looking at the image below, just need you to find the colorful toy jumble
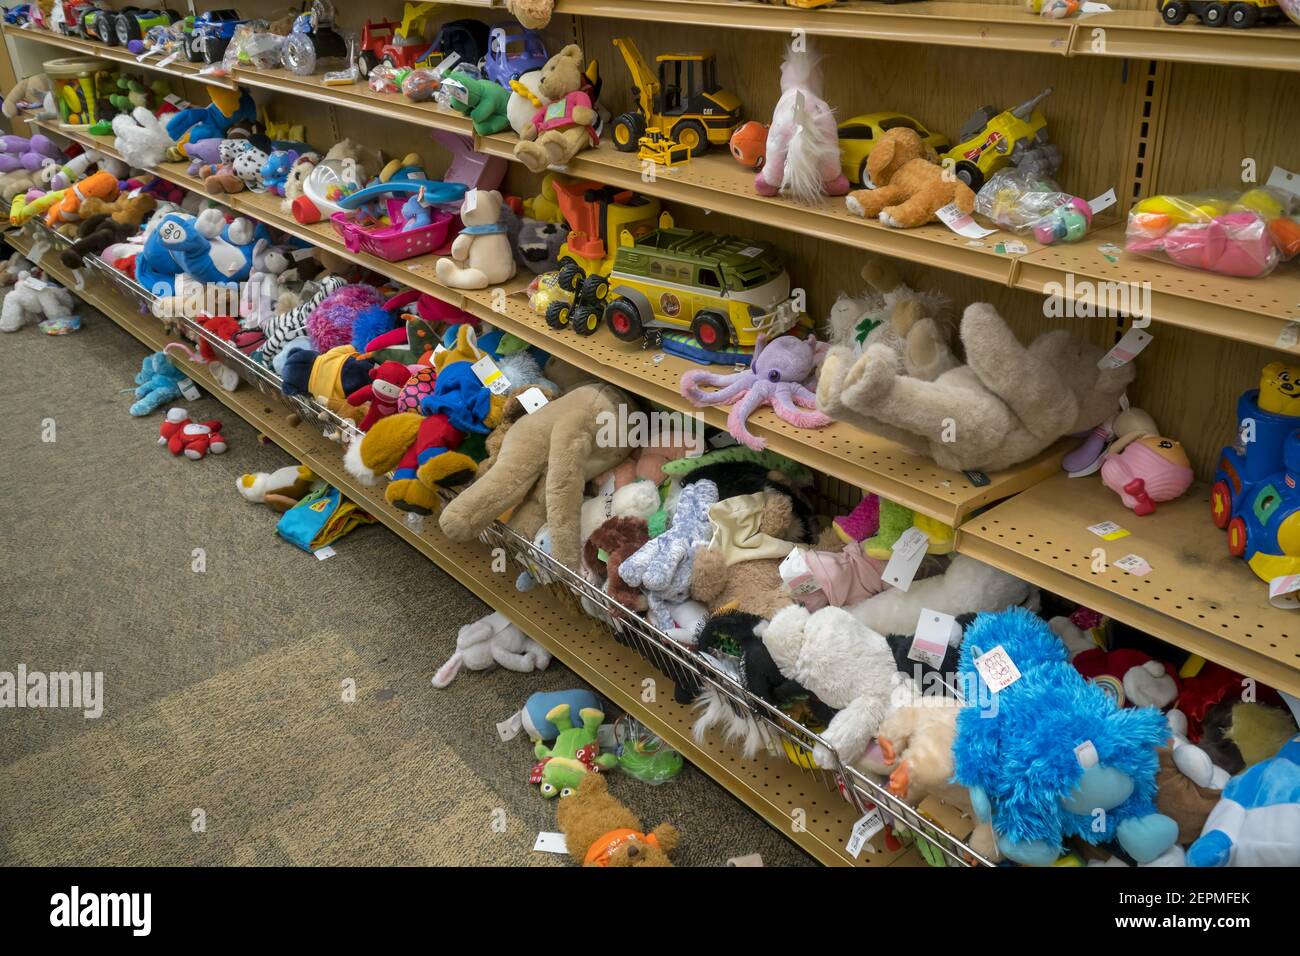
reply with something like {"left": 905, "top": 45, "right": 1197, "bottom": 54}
{"left": 2, "top": 0, "right": 1298, "bottom": 882}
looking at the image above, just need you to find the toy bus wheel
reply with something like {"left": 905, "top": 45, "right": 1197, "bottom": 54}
{"left": 1227, "top": 2, "right": 1258, "bottom": 25}
{"left": 556, "top": 259, "right": 585, "bottom": 293}
{"left": 545, "top": 301, "right": 571, "bottom": 330}
{"left": 611, "top": 112, "right": 645, "bottom": 153}
{"left": 954, "top": 160, "right": 984, "bottom": 191}
{"left": 579, "top": 273, "right": 609, "bottom": 304}
{"left": 691, "top": 311, "right": 730, "bottom": 351}
{"left": 1161, "top": 0, "right": 1190, "bottom": 22}
{"left": 605, "top": 299, "right": 644, "bottom": 342}
{"left": 573, "top": 303, "right": 602, "bottom": 336}
{"left": 358, "top": 51, "right": 379, "bottom": 76}
{"left": 1210, "top": 480, "right": 1233, "bottom": 530}
{"left": 1227, "top": 516, "right": 1248, "bottom": 557}
{"left": 1201, "top": 2, "right": 1228, "bottom": 24}
{"left": 675, "top": 120, "right": 709, "bottom": 157}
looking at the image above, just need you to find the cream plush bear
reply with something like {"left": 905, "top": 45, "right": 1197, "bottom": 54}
{"left": 435, "top": 189, "right": 516, "bottom": 290}
{"left": 817, "top": 300, "right": 1135, "bottom": 473}
{"left": 0, "top": 272, "right": 75, "bottom": 332}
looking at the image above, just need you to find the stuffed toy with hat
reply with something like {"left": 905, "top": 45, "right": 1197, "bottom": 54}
{"left": 556, "top": 772, "right": 678, "bottom": 867}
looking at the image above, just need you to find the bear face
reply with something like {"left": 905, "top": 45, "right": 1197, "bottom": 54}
{"left": 459, "top": 189, "right": 503, "bottom": 229}
{"left": 535, "top": 44, "right": 586, "bottom": 103}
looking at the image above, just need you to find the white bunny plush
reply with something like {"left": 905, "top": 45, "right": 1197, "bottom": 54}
{"left": 431, "top": 612, "right": 551, "bottom": 688}
{"left": 112, "top": 107, "right": 175, "bottom": 169}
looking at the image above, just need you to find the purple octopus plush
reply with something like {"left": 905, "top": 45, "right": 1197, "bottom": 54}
{"left": 679, "top": 334, "right": 832, "bottom": 450}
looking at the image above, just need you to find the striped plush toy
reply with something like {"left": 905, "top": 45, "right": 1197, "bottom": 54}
{"left": 255, "top": 275, "right": 346, "bottom": 365}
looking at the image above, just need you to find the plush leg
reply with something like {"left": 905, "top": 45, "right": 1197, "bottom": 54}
{"left": 845, "top": 183, "right": 906, "bottom": 220}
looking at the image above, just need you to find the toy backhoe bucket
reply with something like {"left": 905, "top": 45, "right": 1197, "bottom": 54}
{"left": 1010, "top": 87, "right": 1053, "bottom": 121}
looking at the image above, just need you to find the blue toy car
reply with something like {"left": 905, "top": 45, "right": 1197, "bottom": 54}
{"left": 483, "top": 25, "right": 547, "bottom": 88}
{"left": 186, "top": 9, "right": 242, "bottom": 65}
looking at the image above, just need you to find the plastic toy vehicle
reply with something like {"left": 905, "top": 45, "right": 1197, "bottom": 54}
{"left": 603, "top": 223, "right": 800, "bottom": 351}
{"left": 185, "top": 9, "right": 241, "bottom": 64}
{"left": 838, "top": 112, "right": 949, "bottom": 187}
{"left": 551, "top": 178, "right": 661, "bottom": 289}
{"left": 609, "top": 37, "right": 742, "bottom": 157}
{"left": 56, "top": 0, "right": 95, "bottom": 34}
{"left": 639, "top": 127, "right": 691, "bottom": 167}
{"left": 113, "top": 7, "right": 177, "bottom": 47}
{"left": 942, "top": 88, "right": 1055, "bottom": 191}
{"left": 1158, "top": 0, "right": 1288, "bottom": 25}
{"left": 1212, "top": 363, "right": 1300, "bottom": 583}
{"left": 483, "top": 25, "right": 547, "bottom": 88}
{"left": 356, "top": 2, "right": 439, "bottom": 76}
{"left": 532, "top": 270, "right": 610, "bottom": 336}
{"left": 281, "top": 1, "right": 349, "bottom": 76}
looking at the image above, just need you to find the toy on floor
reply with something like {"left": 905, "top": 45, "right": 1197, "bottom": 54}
{"left": 680, "top": 335, "right": 831, "bottom": 451}
{"left": 556, "top": 772, "right": 679, "bottom": 866}
{"left": 128, "top": 351, "right": 187, "bottom": 416}
{"left": 754, "top": 40, "right": 848, "bottom": 205}
{"left": 275, "top": 484, "right": 376, "bottom": 553}
{"left": 521, "top": 689, "right": 603, "bottom": 741}
{"left": 431, "top": 611, "right": 552, "bottom": 687}
{"left": 237, "top": 464, "right": 318, "bottom": 512}
{"left": 1187, "top": 735, "right": 1300, "bottom": 867}
{"left": 846, "top": 126, "right": 976, "bottom": 228}
{"left": 529, "top": 703, "right": 618, "bottom": 799}
{"left": 159, "top": 407, "right": 228, "bottom": 460}
{"left": 0, "top": 273, "right": 76, "bottom": 333}
{"left": 953, "top": 607, "right": 1177, "bottom": 866}
{"left": 513, "top": 44, "right": 599, "bottom": 174}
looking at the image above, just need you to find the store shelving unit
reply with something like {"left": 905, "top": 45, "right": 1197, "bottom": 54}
{"left": 6, "top": 21, "right": 237, "bottom": 87}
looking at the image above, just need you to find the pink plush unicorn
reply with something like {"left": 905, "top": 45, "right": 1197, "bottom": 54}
{"left": 753, "top": 41, "right": 850, "bottom": 205}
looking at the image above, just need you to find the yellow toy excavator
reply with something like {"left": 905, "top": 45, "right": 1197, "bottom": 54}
{"left": 609, "top": 37, "right": 742, "bottom": 157}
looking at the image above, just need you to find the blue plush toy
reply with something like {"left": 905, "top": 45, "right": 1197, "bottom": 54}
{"left": 1188, "top": 734, "right": 1300, "bottom": 867}
{"left": 165, "top": 87, "right": 257, "bottom": 158}
{"left": 136, "top": 210, "right": 267, "bottom": 297}
{"left": 521, "top": 689, "right": 603, "bottom": 741}
{"left": 130, "top": 351, "right": 186, "bottom": 416}
{"left": 953, "top": 607, "right": 1178, "bottom": 866}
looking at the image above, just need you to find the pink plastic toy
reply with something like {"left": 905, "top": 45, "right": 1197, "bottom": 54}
{"left": 1100, "top": 436, "right": 1194, "bottom": 516}
{"left": 330, "top": 197, "right": 460, "bottom": 261}
{"left": 1127, "top": 211, "right": 1278, "bottom": 278}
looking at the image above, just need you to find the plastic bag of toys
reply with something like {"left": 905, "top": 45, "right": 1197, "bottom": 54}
{"left": 975, "top": 169, "right": 1092, "bottom": 244}
{"left": 223, "top": 24, "right": 285, "bottom": 73}
{"left": 1126, "top": 187, "right": 1299, "bottom": 278}
{"left": 400, "top": 68, "right": 441, "bottom": 103}
{"left": 612, "top": 716, "right": 683, "bottom": 785}
{"left": 367, "top": 64, "right": 404, "bottom": 94}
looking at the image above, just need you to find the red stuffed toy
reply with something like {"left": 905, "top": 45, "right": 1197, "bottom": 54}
{"left": 346, "top": 360, "right": 412, "bottom": 431}
{"left": 159, "top": 407, "right": 227, "bottom": 460}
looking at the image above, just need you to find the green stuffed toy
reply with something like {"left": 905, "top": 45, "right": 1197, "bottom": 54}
{"left": 443, "top": 71, "right": 512, "bottom": 136}
{"left": 529, "top": 704, "right": 617, "bottom": 799}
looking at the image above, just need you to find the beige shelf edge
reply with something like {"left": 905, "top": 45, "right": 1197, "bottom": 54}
{"left": 7, "top": 226, "right": 915, "bottom": 868}
{"left": 1069, "top": 10, "right": 1300, "bottom": 74}
{"left": 957, "top": 472, "right": 1300, "bottom": 697}
{"left": 31, "top": 118, "right": 1056, "bottom": 526}
{"left": 4, "top": 23, "right": 237, "bottom": 88}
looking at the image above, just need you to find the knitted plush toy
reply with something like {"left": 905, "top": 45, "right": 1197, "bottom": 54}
{"left": 431, "top": 611, "right": 552, "bottom": 687}
{"left": 129, "top": 351, "right": 187, "bottom": 416}
{"left": 952, "top": 607, "right": 1177, "bottom": 866}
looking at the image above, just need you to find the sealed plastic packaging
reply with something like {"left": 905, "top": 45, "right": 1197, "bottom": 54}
{"left": 975, "top": 169, "right": 1092, "bottom": 244}
{"left": 1126, "top": 188, "right": 1297, "bottom": 278}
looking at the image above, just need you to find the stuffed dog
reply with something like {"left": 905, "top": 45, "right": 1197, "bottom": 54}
{"left": 845, "top": 127, "right": 976, "bottom": 229}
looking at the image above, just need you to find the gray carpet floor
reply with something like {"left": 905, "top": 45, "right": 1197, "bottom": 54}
{"left": 0, "top": 304, "right": 812, "bottom": 867}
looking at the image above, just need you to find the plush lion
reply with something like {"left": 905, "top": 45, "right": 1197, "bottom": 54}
{"left": 845, "top": 126, "right": 976, "bottom": 229}
{"left": 556, "top": 773, "right": 678, "bottom": 867}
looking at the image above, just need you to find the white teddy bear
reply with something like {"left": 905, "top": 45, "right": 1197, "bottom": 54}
{"left": 435, "top": 189, "right": 517, "bottom": 290}
{"left": 0, "top": 272, "right": 76, "bottom": 332}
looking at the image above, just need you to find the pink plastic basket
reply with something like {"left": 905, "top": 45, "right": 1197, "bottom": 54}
{"left": 330, "top": 197, "right": 460, "bottom": 262}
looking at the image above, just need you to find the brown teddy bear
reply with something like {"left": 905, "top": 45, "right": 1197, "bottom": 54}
{"left": 506, "top": 0, "right": 554, "bottom": 29}
{"left": 514, "top": 45, "right": 599, "bottom": 174}
{"left": 555, "top": 773, "right": 678, "bottom": 867}
{"left": 844, "top": 127, "right": 976, "bottom": 229}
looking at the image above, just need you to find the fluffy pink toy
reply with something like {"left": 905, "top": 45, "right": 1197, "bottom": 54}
{"left": 305, "top": 283, "right": 385, "bottom": 352}
{"left": 679, "top": 335, "right": 831, "bottom": 451}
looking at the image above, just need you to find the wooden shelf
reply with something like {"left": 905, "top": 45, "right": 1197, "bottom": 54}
{"left": 958, "top": 473, "right": 1300, "bottom": 698}
{"left": 31, "top": 117, "right": 1058, "bottom": 526}
{"left": 6, "top": 224, "right": 918, "bottom": 868}
{"left": 4, "top": 23, "right": 237, "bottom": 88}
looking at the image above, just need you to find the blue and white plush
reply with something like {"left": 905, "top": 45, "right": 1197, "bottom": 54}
{"left": 136, "top": 209, "right": 266, "bottom": 297}
{"left": 1188, "top": 734, "right": 1300, "bottom": 867}
{"left": 953, "top": 607, "right": 1177, "bottom": 866}
{"left": 129, "top": 351, "right": 186, "bottom": 416}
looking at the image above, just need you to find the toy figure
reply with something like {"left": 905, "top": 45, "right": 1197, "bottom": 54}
{"left": 159, "top": 407, "right": 228, "bottom": 460}
{"left": 1100, "top": 435, "right": 1194, "bottom": 516}
{"left": 399, "top": 186, "right": 433, "bottom": 233}
{"left": 529, "top": 703, "right": 618, "bottom": 799}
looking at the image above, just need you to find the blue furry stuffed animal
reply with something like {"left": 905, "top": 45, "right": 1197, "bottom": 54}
{"left": 953, "top": 607, "right": 1177, "bottom": 866}
{"left": 130, "top": 351, "right": 186, "bottom": 416}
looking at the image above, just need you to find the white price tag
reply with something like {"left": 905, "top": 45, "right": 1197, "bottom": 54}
{"left": 461, "top": 189, "right": 478, "bottom": 213}
{"left": 314, "top": 545, "right": 336, "bottom": 561}
{"left": 292, "top": 247, "right": 315, "bottom": 261}
{"left": 779, "top": 548, "right": 822, "bottom": 596}
{"left": 1268, "top": 574, "right": 1300, "bottom": 609}
{"left": 974, "top": 644, "right": 1022, "bottom": 693}
{"left": 999, "top": 239, "right": 1029, "bottom": 255}
{"left": 20, "top": 275, "right": 47, "bottom": 291}
{"left": 935, "top": 202, "right": 996, "bottom": 239}
{"left": 1075, "top": 739, "right": 1100, "bottom": 768}
{"left": 846, "top": 808, "right": 884, "bottom": 858}
{"left": 1081, "top": 2, "right": 1113, "bottom": 12}
{"left": 517, "top": 386, "right": 549, "bottom": 414}
{"left": 158, "top": 50, "right": 181, "bottom": 67}
{"left": 471, "top": 356, "right": 511, "bottom": 395}
{"left": 908, "top": 609, "right": 959, "bottom": 669}
{"left": 1088, "top": 520, "right": 1130, "bottom": 541}
{"left": 738, "top": 245, "right": 764, "bottom": 258}
{"left": 1088, "top": 188, "right": 1118, "bottom": 215}
{"left": 1098, "top": 327, "right": 1153, "bottom": 369}
{"left": 1267, "top": 165, "right": 1300, "bottom": 202}
{"left": 178, "top": 377, "right": 201, "bottom": 401}
{"left": 1276, "top": 322, "right": 1300, "bottom": 350}
{"left": 496, "top": 711, "right": 524, "bottom": 742}
{"left": 1114, "top": 553, "right": 1152, "bottom": 576}
{"left": 726, "top": 854, "right": 764, "bottom": 867}
{"left": 533, "top": 831, "right": 568, "bottom": 854}
{"left": 881, "top": 526, "right": 930, "bottom": 592}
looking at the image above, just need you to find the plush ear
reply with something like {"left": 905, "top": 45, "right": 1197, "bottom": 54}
{"left": 558, "top": 44, "right": 584, "bottom": 66}
{"left": 649, "top": 822, "right": 679, "bottom": 854}
{"left": 866, "top": 137, "right": 898, "bottom": 186}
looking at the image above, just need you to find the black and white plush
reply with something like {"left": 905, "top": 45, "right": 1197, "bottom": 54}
{"left": 255, "top": 274, "right": 346, "bottom": 364}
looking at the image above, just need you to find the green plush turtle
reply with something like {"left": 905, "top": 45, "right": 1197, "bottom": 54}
{"left": 529, "top": 704, "right": 617, "bottom": 799}
{"left": 442, "top": 71, "right": 512, "bottom": 137}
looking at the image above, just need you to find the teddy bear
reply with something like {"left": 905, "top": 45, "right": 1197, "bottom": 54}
{"left": 2, "top": 73, "right": 52, "bottom": 120}
{"left": 430, "top": 611, "right": 552, "bottom": 687}
{"left": 845, "top": 126, "right": 977, "bottom": 229}
{"left": 556, "top": 771, "right": 678, "bottom": 867}
{"left": 159, "top": 408, "right": 228, "bottom": 460}
{"left": 0, "top": 272, "right": 76, "bottom": 332}
{"left": 513, "top": 45, "right": 599, "bottom": 174}
{"left": 506, "top": 0, "right": 554, "bottom": 29}
{"left": 434, "top": 190, "right": 516, "bottom": 290}
{"left": 129, "top": 351, "right": 186, "bottom": 416}
{"left": 817, "top": 299, "right": 1136, "bottom": 473}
